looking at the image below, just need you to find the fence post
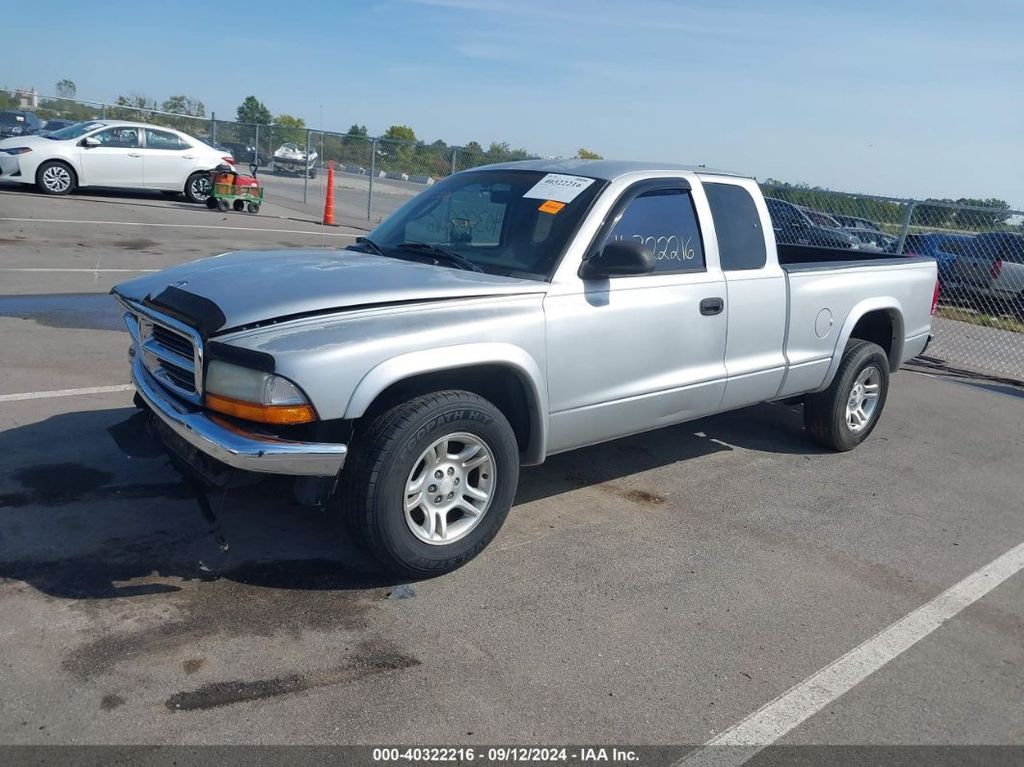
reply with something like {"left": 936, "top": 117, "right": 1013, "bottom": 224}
{"left": 254, "top": 124, "right": 259, "bottom": 167}
{"left": 894, "top": 201, "right": 917, "bottom": 254}
{"left": 100, "top": 104, "right": 106, "bottom": 120}
{"left": 368, "top": 137, "right": 377, "bottom": 221}
{"left": 211, "top": 112, "right": 216, "bottom": 142}
{"left": 303, "top": 129, "right": 311, "bottom": 205}
{"left": 450, "top": 147, "right": 458, "bottom": 176}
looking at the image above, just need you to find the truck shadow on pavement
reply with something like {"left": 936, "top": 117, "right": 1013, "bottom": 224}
{"left": 0, "top": 400, "right": 824, "bottom": 601}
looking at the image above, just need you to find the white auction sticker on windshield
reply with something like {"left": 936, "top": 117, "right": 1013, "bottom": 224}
{"left": 522, "top": 173, "right": 596, "bottom": 203}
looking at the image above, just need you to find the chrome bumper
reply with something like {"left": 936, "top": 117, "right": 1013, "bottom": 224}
{"left": 132, "top": 357, "right": 347, "bottom": 477}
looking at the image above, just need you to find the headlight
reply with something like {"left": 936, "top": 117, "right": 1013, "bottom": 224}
{"left": 2, "top": 147, "right": 32, "bottom": 155}
{"left": 204, "top": 360, "right": 316, "bottom": 425}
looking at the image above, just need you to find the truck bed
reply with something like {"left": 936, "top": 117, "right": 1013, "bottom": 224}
{"left": 777, "top": 243, "right": 930, "bottom": 271}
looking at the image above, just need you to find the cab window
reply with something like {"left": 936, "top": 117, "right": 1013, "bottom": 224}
{"left": 605, "top": 188, "right": 705, "bottom": 273}
{"left": 704, "top": 182, "right": 767, "bottom": 270}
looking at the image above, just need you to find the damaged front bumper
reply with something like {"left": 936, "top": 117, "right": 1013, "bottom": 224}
{"left": 131, "top": 356, "right": 347, "bottom": 478}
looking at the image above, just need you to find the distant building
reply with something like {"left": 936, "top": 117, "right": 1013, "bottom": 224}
{"left": 16, "top": 88, "right": 38, "bottom": 110}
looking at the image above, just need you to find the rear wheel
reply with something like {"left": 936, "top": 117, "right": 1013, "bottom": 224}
{"left": 338, "top": 390, "right": 520, "bottom": 577}
{"left": 36, "top": 161, "right": 76, "bottom": 195}
{"left": 804, "top": 339, "right": 890, "bottom": 451}
{"left": 184, "top": 172, "right": 211, "bottom": 204}
{"left": 232, "top": 199, "right": 245, "bottom": 212}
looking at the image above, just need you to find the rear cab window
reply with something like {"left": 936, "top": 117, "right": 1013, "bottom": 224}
{"left": 703, "top": 182, "right": 767, "bottom": 270}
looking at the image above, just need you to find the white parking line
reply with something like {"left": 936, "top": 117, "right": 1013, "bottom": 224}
{"left": 678, "top": 540, "right": 1024, "bottom": 767}
{"left": 0, "top": 384, "right": 134, "bottom": 402}
{"left": 0, "top": 268, "right": 158, "bottom": 273}
{"left": 0, "top": 217, "right": 359, "bottom": 238}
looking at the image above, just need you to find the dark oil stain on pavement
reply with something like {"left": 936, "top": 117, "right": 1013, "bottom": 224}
{"left": 1, "top": 461, "right": 188, "bottom": 508}
{"left": 621, "top": 488, "right": 666, "bottom": 505}
{"left": 61, "top": 558, "right": 388, "bottom": 680}
{"left": 0, "top": 293, "right": 123, "bottom": 331}
{"left": 165, "top": 642, "right": 419, "bottom": 711}
{"left": 114, "top": 238, "right": 158, "bottom": 250}
{"left": 182, "top": 658, "right": 206, "bottom": 675}
{"left": 563, "top": 473, "right": 666, "bottom": 506}
{"left": 100, "top": 694, "right": 125, "bottom": 711}
{"left": 13, "top": 464, "right": 113, "bottom": 497}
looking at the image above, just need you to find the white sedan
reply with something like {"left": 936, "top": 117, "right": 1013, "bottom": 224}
{"left": 0, "top": 120, "right": 234, "bottom": 203}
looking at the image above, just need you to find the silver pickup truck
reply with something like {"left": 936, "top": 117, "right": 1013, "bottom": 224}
{"left": 113, "top": 160, "right": 938, "bottom": 576}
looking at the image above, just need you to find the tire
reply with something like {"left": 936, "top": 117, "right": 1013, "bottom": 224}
{"left": 216, "top": 199, "right": 230, "bottom": 212}
{"left": 246, "top": 203, "right": 259, "bottom": 214}
{"left": 804, "top": 339, "right": 890, "bottom": 452}
{"left": 184, "top": 172, "right": 212, "bottom": 204}
{"left": 338, "top": 390, "right": 520, "bottom": 578}
{"left": 232, "top": 199, "right": 245, "bottom": 212}
{"left": 36, "top": 161, "right": 77, "bottom": 195}
{"left": 205, "top": 196, "right": 218, "bottom": 210}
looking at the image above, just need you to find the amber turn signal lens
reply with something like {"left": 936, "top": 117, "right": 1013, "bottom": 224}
{"left": 205, "top": 392, "right": 316, "bottom": 425}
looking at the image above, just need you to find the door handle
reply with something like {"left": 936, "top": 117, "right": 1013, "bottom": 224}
{"left": 182, "top": 155, "right": 195, "bottom": 160}
{"left": 127, "top": 153, "right": 142, "bottom": 158}
{"left": 699, "top": 297, "right": 724, "bottom": 316}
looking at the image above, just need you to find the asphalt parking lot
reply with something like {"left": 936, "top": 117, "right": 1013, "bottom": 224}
{"left": 1, "top": 184, "right": 1022, "bottom": 758}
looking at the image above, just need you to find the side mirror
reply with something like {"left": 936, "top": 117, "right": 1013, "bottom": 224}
{"left": 80, "top": 136, "right": 101, "bottom": 147}
{"left": 579, "top": 240, "right": 655, "bottom": 279}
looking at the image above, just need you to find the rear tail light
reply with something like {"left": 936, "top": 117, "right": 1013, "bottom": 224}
{"left": 990, "top": 259, "right": 1003, "bottom": 280}
{"left": 221, "top": 155, "right": 235, "bottom": 165}
{"left": 931, "top": 280, "right": 940, "bottom": 315}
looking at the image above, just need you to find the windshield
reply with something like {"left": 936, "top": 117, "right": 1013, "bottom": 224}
{"left": 44, "top": 121, "right": 107, "bottom": 140}
{"left": 366, "top": 169, "right": 605, "bottom": 279}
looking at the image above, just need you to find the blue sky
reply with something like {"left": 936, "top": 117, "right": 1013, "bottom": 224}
{"left": 5, "top": 0, "right": 1022, "bottom": 206}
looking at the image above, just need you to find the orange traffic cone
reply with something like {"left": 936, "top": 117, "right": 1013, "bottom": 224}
{"left": 323, "top": 161, "right": 336, "bottom": 226}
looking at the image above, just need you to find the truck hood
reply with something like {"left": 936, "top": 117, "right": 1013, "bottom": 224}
{"left": 112, "top": 248, "right": 546, "bottom": 335}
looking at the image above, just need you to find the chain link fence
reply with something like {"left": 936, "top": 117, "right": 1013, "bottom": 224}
{"left": 8, "top": 93, "right": 1024, "bottom": 382}
{"left": 762, "top": 185, "right": 1024, "bottom": 381}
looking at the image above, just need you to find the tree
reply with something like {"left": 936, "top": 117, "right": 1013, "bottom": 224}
{"left": 345, "top": 123, "right": 368, "bottom": 139}
{"left": 236, "top": 95, "right": 271, "bottom": 125}
{"left": 162, "top": 95, "right": 205, "bottom": 117}
{"left": 953, "top": 198, "right": 1012, "bottom": 230}
{"left": 55, "top": 79, "right": 76, "bottom": 100}
{"left": 576, "top": 147, "right": 603, "bottom": 160}
{"left": 382, "top": 125, "right": 417, "bottom": 169}
{"left": 109, "top": 93, "right": 156, "bottom": 120}
{"left": 273, "top": 113, "right": 306, "bottom": 145}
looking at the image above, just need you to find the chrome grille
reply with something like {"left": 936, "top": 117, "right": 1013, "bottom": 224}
{"left": 119, "top": 299, "right": 204, "bottom": 404}
{"left": 152, "top": 324, "right": 194, "bottom": 358}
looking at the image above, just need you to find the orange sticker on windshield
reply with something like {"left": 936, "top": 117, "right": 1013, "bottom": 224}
{"left": 538, "top": 200, "right": 566, "bottom": 214}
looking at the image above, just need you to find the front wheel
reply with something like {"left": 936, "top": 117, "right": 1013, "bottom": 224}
{"left": 804, "top": 339, "right": 890, "bottom": 451}
{"left": 184, "top": 172, "right": 212, "bottom": 204}
{"left": 338, "top": 390, "right": 520, "bottom": 577}
{"left": 36, "top": 161, "right": 77, "bottom": 195}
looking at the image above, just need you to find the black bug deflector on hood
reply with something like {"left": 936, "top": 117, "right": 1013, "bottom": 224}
{"left": 112, "top": 249, "right": 546, "bottom": 337}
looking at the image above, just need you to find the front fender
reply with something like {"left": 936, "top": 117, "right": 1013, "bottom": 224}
{"left": 344, "top": 342, "right": 549, "bottom": 464}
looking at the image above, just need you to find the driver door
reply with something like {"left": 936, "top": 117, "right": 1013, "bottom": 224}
{"left": 544, "top": 180, "right": 729, "bottom": 454}
{"left": 77, "top": 126, "right": 144, "bottom": 188}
